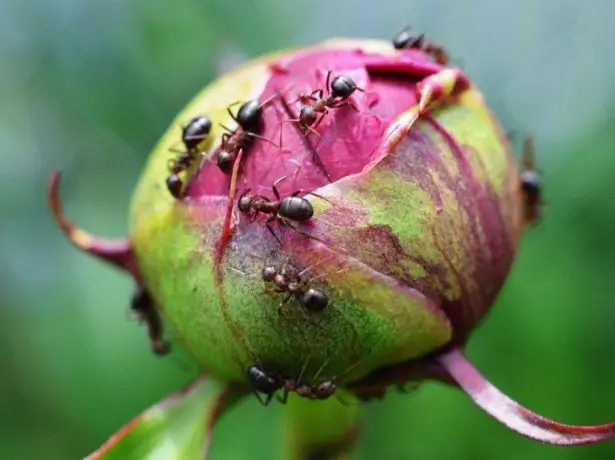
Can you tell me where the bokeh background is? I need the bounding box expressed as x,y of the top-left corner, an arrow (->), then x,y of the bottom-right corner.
2,0 -> 615,458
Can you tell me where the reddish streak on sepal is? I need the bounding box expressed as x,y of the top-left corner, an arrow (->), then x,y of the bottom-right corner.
214,147 -> 244,284
438,348 -> 615,446
47,171 -> 140,281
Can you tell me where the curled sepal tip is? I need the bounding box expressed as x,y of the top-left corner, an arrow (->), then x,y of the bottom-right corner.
47,170 -> 137,277
438,348 -> 615,446
86,375 -> 247,460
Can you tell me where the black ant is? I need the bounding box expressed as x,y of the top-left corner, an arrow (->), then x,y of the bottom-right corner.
130,287 -> 170,356
261,263 -> 329,314
238,176 -> 330,244
166,115 -> 213,199
246,364 -> 283,406
392,26 -> 449,65
282,71 -> 364,144
520,137 -> 542,225
216,96 -> 280,174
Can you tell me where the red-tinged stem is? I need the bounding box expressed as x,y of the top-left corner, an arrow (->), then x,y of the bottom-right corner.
47,171 -> 140,281
437,347 -> 615,446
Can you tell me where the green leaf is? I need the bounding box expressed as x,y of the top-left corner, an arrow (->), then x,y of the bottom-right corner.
86,376 -> 246,460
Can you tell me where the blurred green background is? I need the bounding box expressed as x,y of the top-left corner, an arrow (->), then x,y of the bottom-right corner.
2,0 -> 615,458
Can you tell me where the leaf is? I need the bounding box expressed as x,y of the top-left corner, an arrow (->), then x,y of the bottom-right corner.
86,375 -> 246,460
438,348 -> 615,445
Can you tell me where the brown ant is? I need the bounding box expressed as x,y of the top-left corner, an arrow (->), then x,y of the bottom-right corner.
261,263 -> 329,314
280,71 -> 364,145
520,137 -> 542,225
216,96 -> 281,174
238,176 -> 331,244
130,287 -> 170,356
166,115 -> 213,199
392,26 -> 449,65
246,358 -> 335,406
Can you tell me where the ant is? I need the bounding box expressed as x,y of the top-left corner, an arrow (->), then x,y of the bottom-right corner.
216,96 -> 280,174
130,287 -> 170,356
166,115 -> 213,199
246,364 -> 283,406
246,358 -> 336,406
520,137 -> 542,225
276,357 -> 337,403
261,263 -> 329,314
238,176 -> 331,244
281,71 -> 364,145
392,26 -> 449,65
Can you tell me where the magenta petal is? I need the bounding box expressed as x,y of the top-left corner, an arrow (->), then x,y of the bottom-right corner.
437,348 -> 615,445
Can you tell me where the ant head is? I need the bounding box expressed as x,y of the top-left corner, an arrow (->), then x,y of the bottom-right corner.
279,262 -> 295,279
521,170 -> 541,196
182,116 -> 212,150
152,340 -> 171,356
165,175 -> 183,199
238,193 -> 253,213
392,26 -> 413,49
330,75 -> 359,99
301,288 -> 329,312
274,273 -> 288,289
216,150 -> 235,174
246,364 -> 281,394
315,379 -> 336,399
236,100 -> 263,133
392,27 -> 424,50
299,105 -> 318,125
261,265 -> 277,282
287,281 -> 301,293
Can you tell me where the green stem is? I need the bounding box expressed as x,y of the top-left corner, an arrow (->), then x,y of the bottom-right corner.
283,390 -> 363,460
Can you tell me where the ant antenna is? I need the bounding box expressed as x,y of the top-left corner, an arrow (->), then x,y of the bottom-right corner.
312,356 -> 332,382
297,354 -> 312,384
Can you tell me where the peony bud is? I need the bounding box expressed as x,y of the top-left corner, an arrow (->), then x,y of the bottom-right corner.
49,32 -> 615,457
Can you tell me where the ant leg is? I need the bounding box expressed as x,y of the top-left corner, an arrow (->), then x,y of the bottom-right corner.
335,393 -> 363,406
291,190 -> 335,206
325,70 -> 332,92
331,100 -> 361,113
290,94 -> 319,105
278,294 -> 292,315
303,124 -> 322,140
272,176 -> 289,199
238,188 -> 252,203
283,221 -> 328,246
260,92 -> 282,108
278,119 -> 300,153
226,102 -> 242,122
311,111 -> 328,131
276,388 -> 289,404
265,216 -> 282,245
219,124 -> 235,135
246,132 -> 280,148
252,390 -> 273,406
168,145 -> 185,154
